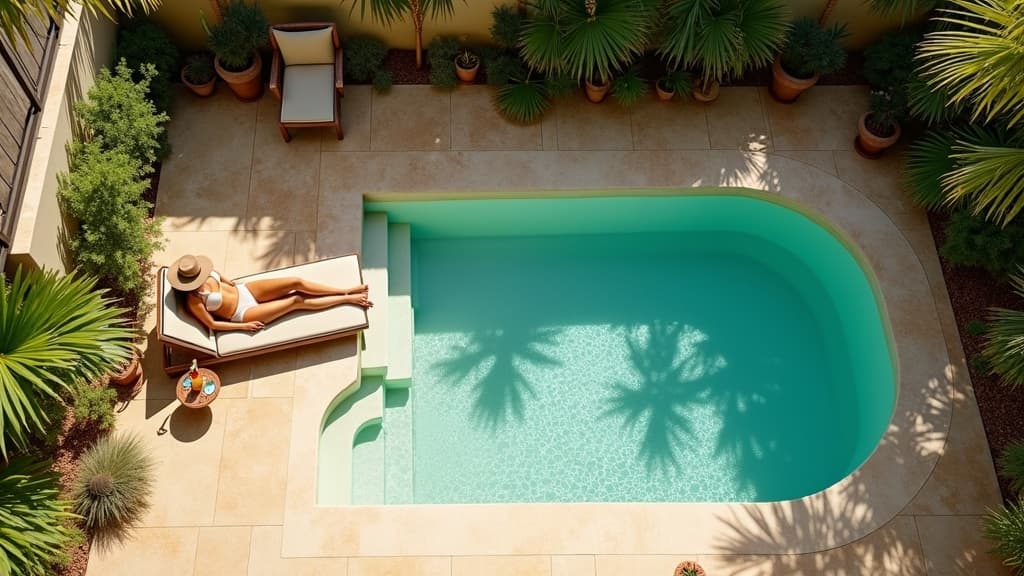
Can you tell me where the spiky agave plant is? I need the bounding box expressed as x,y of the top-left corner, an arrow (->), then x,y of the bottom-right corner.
0,457 -> 78,575
73,433 -> 155,543
985,501 -> 1024,569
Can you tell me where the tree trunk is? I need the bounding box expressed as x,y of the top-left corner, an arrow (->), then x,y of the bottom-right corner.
411,0 -> 425,69
818,0 -> 839,25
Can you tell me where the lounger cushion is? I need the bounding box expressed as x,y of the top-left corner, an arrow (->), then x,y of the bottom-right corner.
215,256 -> 368,356
272,28 -> 334,66
281,64 -> 335,123
159,268 -> 218,356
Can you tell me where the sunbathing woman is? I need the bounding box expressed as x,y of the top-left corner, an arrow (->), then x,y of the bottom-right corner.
168,254 -> 372,333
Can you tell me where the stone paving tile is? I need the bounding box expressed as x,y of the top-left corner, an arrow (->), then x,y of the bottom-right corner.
833,149 -> 914,215
706,88 -> 770,151
322,85 -> 372,151
771,150 -> 837,175
765,86 -> 868,151
248,526 -> 348,576
214,399 -> 292,525
812,516 -> 925,575
87,527 -> 198,576
697,554 -> 816,575
555,93 -> 633,150
451,86 -> 543,150
348,556 -> 451,576
916,515 -> 1013,575
596,555 -> 697,576
223,229 -> 296,279
195,526 -> 251,576
542,108 -> 559,150
630,97 -> 710,150
317,154 -> 364,256
251,349 -> 298,398
371,86 -> 451,150
453,555 -> 551,576
552,555 -> 595,576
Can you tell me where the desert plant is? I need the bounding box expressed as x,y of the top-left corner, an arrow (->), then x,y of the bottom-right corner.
74,60 -> 170,170
206,0 -> 268,72
428,36 -> 461,88
778,18 -> 847,79
658,69 -> 693,97
184,52 -> 216,84
72,433 -> 155,542
864,90 -> 904,137
344,36 -> 389,83
116,18 -> 178,113
59,143 -> 164,304
612,67 -> 648,106
939,210 -> 1024,278
0,457 -> 78,575
373,70 -> 394,93
456,49 -> 479,70
495,80 -> 550,124
70,380 -> 117,431
985,500 -> 1024,569
659,0 -> 789,92
917,0 -> 1024,127
1,0 -> 159,47
0,267 -> 132,457
1000,440 -> 1024,495
346,0 -> 459,68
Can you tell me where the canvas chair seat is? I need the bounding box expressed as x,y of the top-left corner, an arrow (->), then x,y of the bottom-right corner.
269,23 -> 344,142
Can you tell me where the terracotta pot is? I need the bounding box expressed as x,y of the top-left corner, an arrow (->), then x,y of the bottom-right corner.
109,347 -> 142,388
455,57 -> 479,84
584,79 -> 611,103
673,561 -> 706,576
770,57 -> 819,103
655,80 -> 675,102
181,66 -> 216,97
855,112 -> 901,159
692,79 -> 720,103
215,51 -> 262,102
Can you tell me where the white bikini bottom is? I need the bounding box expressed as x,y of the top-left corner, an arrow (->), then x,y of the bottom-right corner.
232,283 -> 258,322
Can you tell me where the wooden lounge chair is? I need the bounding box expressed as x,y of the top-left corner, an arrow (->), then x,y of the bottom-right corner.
269,22 -> 344,142
156,254 -> 368,374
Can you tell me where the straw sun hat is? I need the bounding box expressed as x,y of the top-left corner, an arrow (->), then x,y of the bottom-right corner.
168,254 -> 214,291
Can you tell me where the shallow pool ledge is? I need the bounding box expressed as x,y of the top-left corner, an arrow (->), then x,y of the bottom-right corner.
280,152 -> 952,557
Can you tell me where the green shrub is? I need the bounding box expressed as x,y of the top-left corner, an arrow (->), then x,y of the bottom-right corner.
344,36 -> 389,83
207,0 -> 268,72
865,89 -> 906,137
0,457 -> 77,575
0,267 -> 132,458
779,18 -> 847,79
183,52 -> 216,85
863,29 -> 918,92
968,319 -> 989,336
70,380 -> 117,431
612,68 -> 648,107
983,272 -> 1024,387
373,70 -> 393,93
428,36 -> 460,88
72,434 -> 155,542
970,355 -> 991,376
116,18 -> 179,113
60,143 -> 164,304
985,501 -> 1024,569
940,209 -> 1024,278
1000,440 -> 1024,495
481,48 -> 526,86
658,69 -> 693,97
489,4 -> 522,50
75,60 -> 170,170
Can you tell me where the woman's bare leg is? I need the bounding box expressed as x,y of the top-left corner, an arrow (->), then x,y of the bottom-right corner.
245,277 -> 368,301
242,293 -> 373,324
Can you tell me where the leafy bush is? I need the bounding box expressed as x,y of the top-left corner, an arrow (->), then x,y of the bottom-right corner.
0,457 -> 77,575
373,70 -> 394,93
865,90 -> 905,136
116,18 -> 178,113
70,381 -> 117,431
184,52 -> 216,84
0,267 -> 132,457
72,434 -> 155,542
482,47 -> 526,86
779,18 -> 847,79
495,81 -> 550,124
612,68 -> 648,107
1000,440 -> 1024,495
428,36 -> 460,88
863,29 -> 918,92
967,319 -> 989,336
207,0 -> 268,72
60,143 -> 164,304
489,4 -> 522,50
344,36 -> 389,83
985,501 -> 1024,569
940,210 -> 1024,278
74,60 -> 170,170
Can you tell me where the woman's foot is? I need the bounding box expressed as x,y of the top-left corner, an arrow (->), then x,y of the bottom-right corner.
345,284 -> 369,295
342,294 -> 373,308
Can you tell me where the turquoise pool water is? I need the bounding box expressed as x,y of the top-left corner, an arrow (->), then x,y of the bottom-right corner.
348,193 -> 895,504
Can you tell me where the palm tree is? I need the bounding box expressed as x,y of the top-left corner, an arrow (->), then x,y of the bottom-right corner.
0,267 -> 133,459
0,0 -> 160,47
347,0 -> 458,68
0,457 -> 77,576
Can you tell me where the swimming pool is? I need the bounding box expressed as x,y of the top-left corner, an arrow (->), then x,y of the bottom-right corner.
334,193 -> 895,504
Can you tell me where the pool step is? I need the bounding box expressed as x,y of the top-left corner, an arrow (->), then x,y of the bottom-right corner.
386,223 -> 413,388
382,387 -> 414,504
318,375 -> 385,506
361,213 -> 389,377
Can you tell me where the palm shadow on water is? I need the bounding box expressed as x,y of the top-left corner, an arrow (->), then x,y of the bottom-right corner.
432,326 -> 562,429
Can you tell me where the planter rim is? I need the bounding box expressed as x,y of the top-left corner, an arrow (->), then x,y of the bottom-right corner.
772,57 -> 820,88
858,111 -> 902,144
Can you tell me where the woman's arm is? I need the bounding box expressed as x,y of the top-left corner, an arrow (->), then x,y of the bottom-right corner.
186,294 -> 261,332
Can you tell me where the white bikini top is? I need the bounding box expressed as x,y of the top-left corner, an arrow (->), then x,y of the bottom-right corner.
196,271 -> 223,312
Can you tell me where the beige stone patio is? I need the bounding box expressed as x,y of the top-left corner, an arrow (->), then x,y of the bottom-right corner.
88,85 -> 1008,575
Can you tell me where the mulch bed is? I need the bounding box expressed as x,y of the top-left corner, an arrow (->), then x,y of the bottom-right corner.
928,211 -> 1024,501
51,409 -> 108,576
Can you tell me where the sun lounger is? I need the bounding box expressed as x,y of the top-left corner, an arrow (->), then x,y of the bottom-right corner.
157,254 -> 368,374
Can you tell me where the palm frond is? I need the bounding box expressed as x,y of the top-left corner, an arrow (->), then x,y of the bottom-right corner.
868,0 -> 938,24
612,67 -> 648,106
348,0 -> 409,27
905,129 -> 957,211
734,0 -> 790,70
495,81 -> 551,124
907,71 -> 963,125
560,0 -> 653,83
983,272 -> 1024,387
0,457 -> 77,576
520,12 -> 564,75
944,140 -> 1024,226
1,0 -> 160,48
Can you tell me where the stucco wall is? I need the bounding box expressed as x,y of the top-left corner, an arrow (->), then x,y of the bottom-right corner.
151,0 -> 914,53
8,5 -> 117,274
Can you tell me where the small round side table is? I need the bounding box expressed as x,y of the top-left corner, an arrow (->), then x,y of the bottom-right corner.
175,368 -> 221,409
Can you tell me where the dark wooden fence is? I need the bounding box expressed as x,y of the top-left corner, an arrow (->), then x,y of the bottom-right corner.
0,11 -> 61,264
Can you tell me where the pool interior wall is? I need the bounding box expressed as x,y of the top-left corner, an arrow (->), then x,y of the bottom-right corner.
324,193 -> 895,505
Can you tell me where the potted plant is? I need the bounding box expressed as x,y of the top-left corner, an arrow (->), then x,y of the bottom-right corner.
109,345 -> 143,388
656,69 -> 692,101
856,90 -> 903,158
673,560 -> 706,576
205,0 -> 268,101
771,18 -> 847,103
181,52 -> 216,97
455,49 -> 480,83
659,0 -> 789,103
